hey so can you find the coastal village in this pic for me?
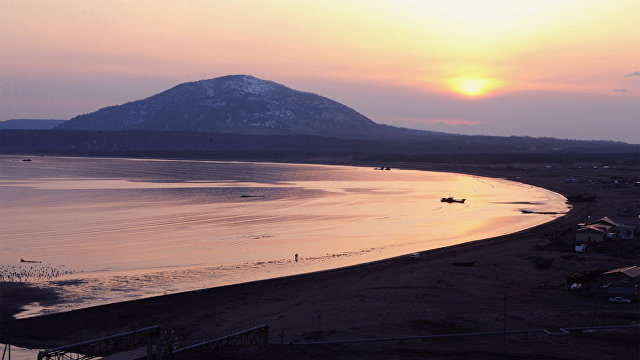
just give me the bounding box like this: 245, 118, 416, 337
507, 165, 640, 305
564, 212, 640, 303
551, 174, 639, 303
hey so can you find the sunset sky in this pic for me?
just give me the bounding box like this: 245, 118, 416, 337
1, 1, 638, 142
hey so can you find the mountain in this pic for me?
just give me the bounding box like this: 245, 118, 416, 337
57, 75, 402, 138
1, 119, 66, 130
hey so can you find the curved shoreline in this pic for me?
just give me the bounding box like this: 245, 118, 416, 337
2, 162, 638, 359
0, 160, 566, 318
0, 166, 597, 318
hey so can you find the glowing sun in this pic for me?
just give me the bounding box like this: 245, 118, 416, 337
450, 77, 496, 97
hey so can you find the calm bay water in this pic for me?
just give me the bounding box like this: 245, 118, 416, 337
0, 156, 568, 317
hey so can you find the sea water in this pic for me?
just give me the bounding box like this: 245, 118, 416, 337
0, 156, 569, 317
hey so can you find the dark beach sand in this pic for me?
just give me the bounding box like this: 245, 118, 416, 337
1, 162, 639, 359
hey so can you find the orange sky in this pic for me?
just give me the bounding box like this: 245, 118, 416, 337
1, 1, 639, 141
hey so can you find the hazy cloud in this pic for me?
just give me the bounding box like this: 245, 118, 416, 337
613, 88, 628, 93
300, 77, 640, 142
624, 71, 640, 78
380, 117, 484, 130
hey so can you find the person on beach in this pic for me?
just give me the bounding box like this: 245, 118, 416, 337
295, 254, 298, 262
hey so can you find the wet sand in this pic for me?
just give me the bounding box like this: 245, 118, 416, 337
1, 162, 639, 359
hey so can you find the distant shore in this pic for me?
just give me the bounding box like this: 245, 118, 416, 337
2, 160, 638, 359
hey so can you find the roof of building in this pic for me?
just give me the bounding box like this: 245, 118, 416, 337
577, 225, 605, 233
623, 266, 640, 279
587, 216, 640, 227
590, 217, 618, 227
609, 216, 640, 226
603, 266, 640, 279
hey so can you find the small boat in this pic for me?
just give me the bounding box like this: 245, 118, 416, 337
521, 209, 564, 215
20, 258, 41, 263
441, 197, 465, 203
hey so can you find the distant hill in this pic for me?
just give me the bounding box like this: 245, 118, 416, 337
57, 75, 424, 139
1, 119, 66, 130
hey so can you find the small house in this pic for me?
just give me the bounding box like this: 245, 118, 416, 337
602, 266, 640, 284
575, 216, 639, 252
600, 266, 640, 299
576, 225, 606, 245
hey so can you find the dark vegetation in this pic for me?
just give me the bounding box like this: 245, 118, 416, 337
1, 129, 638, 165
0, 119, 66, 130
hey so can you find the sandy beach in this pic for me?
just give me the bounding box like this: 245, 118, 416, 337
1, 161, 638, 359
